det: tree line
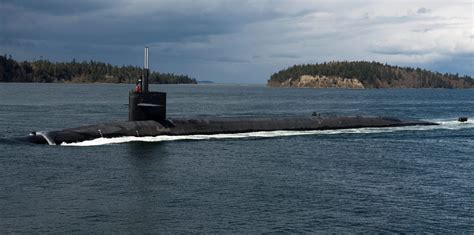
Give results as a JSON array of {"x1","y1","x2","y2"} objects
[
  {"x1": 0, "y1": 54, "x2": 197, "y2": 84},
  {"x1": 269, "y1": 61, "x2": 474, "y2": 88}
]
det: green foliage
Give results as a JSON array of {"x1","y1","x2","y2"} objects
[
  {"x1": 269, "y1": 61, "x2": 474, "y2": 88},
  {"x1": 0, "y1": 55, "x2": 197, "y2": 84}
]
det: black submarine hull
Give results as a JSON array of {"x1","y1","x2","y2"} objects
[{"x1": 19, "y1": 116, "x2": 437, "y2": 145}]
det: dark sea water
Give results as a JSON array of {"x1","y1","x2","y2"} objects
[{"x1": 0, "y1": 83, "x2": 473, "y2": 233}]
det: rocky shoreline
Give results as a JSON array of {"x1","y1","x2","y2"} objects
[{"x1": 268, "y1": 75, "x2": 364, "y2": 88}]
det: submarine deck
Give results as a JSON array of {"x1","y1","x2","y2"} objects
[{"x1": 19, "y1": 116, "x2": 437, "y2": 145}]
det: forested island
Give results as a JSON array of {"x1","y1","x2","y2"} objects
[
  {"x1": 0, "y1": 55, "x2": 197, "y2": 84},
  {"x1": 268, "y1": 61, "x2": 474, "y2": 89}
]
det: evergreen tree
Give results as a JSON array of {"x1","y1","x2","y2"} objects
[{"x1": 0, "y1": 55, "x2": 197, "y2": 84}]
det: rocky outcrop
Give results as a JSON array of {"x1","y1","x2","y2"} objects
[{"x1": 268, "y1": 75, "x2": 365, "y2": 88}]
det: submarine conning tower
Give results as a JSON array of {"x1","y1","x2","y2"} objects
[{"x1": 129, "y1": 47, "x2": 167, "y2": 121}]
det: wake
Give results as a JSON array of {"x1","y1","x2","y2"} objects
[{"x1": 62, "y1": 119, "x2": 473, "y2": 146}]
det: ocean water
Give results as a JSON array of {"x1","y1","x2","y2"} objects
[{"x1": 0, "y1": 83, "x2": 473, "y2": 233}]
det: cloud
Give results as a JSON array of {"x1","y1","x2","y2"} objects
[
  {"x1": 269, "y1": 53, "x2": 301, "y2": 59},
  {"x1": 1, "y1": 0, "x2": 308, "y2": 46},
  {"x1": 1, "y1": 0, "x2": 116, "y2": 15},
  {"x1": 370, "y1": 46, "x2": 431, "y2": 56},
  {"x1": 417, "y1": 7, "x2": 431, "y2": 14},
  {"x1": 1, "y1": 0, "x2": 472, "y2": 83},
  {"x1": 368, "y1": 13, "x2": 473, "y2": 65}
]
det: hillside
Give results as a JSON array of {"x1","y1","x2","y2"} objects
[
  {"x1": 268, "y1": 61, "x2": 474, "y2": 88},
  {"x1": 0, "y1": 55, "x2": 197, "y2": 84}
]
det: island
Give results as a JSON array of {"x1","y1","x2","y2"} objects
[
  {"x1": 0, "y1": 55, "x2": 197, "y2": 84},
  {"x1": 268, "y1": 61, "x2": 474, "y2": 88}
]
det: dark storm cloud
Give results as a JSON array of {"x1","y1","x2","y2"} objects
[
  {"x1": 0, "y1": 0, "x2": 289, "y2": 46},
  {"x1": 1, "y1": 0, "x2": 115, "y2": 15}
]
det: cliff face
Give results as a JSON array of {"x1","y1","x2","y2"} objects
[
  {"x1": 267, "y1": 61, "x2": 474, "y2": 89},
  {"x1": 268, "y1": 75, "x2": 364, "y2": 88}
]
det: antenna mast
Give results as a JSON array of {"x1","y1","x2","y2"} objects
[{"x1": 143, "y1": 47, "x2": 149, "y2": 93}]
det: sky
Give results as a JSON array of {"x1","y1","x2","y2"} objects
[{"x1": 1, "y1": 0, "x2": 472, "y2": 83}]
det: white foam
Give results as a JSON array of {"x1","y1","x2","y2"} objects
[{"x1": 61, "y1": 118, "x2": 474, "y2": 146}]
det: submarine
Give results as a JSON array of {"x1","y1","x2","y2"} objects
[{"x1": 19, "y1": 47, "x2": 438, "y2": 145}]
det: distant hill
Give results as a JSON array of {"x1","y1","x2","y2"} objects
[
  {"x1": 0, "y1": 55, "x2": 197, "y2": 84},
  {"x1": 268, "y1": 61, "x2": 474, "y2": 88}
]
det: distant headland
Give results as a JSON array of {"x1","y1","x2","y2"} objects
[
  {"x1": 268, "y1": 61, "x2": 474, "y2": 89},
  {"x1": 0, "y1": 55, "x2": 197, "y2": 84}
]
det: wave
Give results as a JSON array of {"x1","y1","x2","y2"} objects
[
  {"x1": 0, "y1": 137, "x2": 30, "y2": 145},
  {"x1": 61, "y1": 118, "x2": 474, "y2": 146}
]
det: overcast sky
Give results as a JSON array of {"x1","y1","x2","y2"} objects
[{"x1": 1, "y1": 0, "x2": 472, "y2": 83}]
